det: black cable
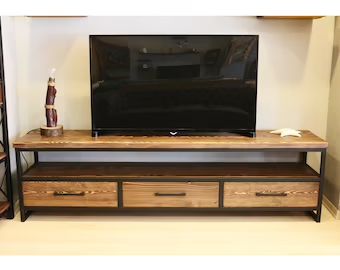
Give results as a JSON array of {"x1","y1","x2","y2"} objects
[{"x1": 28, "y1": 128, "x2": 40, "y2": 134}]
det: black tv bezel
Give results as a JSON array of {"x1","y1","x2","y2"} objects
[{"x1": 89, "y1": 34, "x2": 259, "y2": 137}]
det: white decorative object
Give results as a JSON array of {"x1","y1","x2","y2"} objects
[{"x1": 270, "y1": 128, "x2": 302, "y2": 137}]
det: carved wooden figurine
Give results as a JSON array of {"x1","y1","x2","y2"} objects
[
  {"x1": 40, "y1": 70, "x2": 63, "y2": 137},
  {"x1": 45, "y1": 77, "x2": 57, "y2": 127}
]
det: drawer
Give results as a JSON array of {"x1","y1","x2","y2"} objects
[
  {"x1": 223, "y1": 182, "x2": 319, "y2": 208},
  {"x1": 123, "y1": 182, "x2": 219, "y2": 208},
  {"x1": 23, "y1": 181, "x2": 118, "y2": 207}
]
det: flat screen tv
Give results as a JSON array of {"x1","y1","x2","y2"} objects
[{"x1": 90, "y1": 35, "x2": 258, "y2": 137}]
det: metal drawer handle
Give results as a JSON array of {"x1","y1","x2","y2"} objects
[
  {"x1": 53, "y1": 191, "x2": 86, "y2": 196},
  {"x1": 154, "y1": 192, "x2": 186, "y2": 197},
  {"x1": 255, "y1": 191, "x2": 287, "y2": 197}
]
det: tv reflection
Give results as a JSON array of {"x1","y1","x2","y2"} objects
[{"x1": 90, "y1": 36, "x2": 258, "y2": 136}]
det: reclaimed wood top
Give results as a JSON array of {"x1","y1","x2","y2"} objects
[{"x1": 13, "y1": 130, "x2": 328, "y2": 150}]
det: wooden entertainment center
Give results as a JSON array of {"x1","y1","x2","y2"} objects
[{"x1": 13, "y1": 129, "x2": 327, "y2": 222}]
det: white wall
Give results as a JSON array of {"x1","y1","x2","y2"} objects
[
  {"x1": 325, "y1": 17, "x2": 340, "y2": 212},
  {"x1": 5, "y1": 16, "x2": 335, "y2": 165}
]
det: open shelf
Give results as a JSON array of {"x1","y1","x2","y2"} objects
[
  {"x1": 23, "y1": 162, "x2": 320, "y2": 180},
  {"x1": 0, "y1": 201, "x2": 10, "y2": 215}
]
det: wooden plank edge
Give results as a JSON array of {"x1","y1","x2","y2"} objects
[
  {"x1": 12, "y1": 144, "x2": 328, "y2": 149},
  {"x1": 0, "y1": 152, "x2": 6, "y2": 162},
  {"x1": 22, "y1": 176, "x2": 321, "y2": 181},
  {"x1": 0, "y1": 201, "x2": 10, "y2": 215}
]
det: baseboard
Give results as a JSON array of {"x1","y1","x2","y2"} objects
[{"x1": 323, "y1": 195, "x2": 340, "y2": 219}]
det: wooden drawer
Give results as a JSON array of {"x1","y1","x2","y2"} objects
[
  {"x1": 23, "y1": 181, "x2": 118, "y2": 207},
  {"x1": 223, "y1": 182, "x2": 319, "y2": 207},
  {"x1": 123, "y1": 182, "x2": 219, "y2": 208}
]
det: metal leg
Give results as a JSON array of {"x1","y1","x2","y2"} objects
[
  {"x1": 34, "y1": 152, "x2": 39, "y2": 164},
  {"x1": 219, "y1": 181, "x2": 224, "y2": 208},
  {"x1": 310, "y1": 210, "x2": 320, "y2": 222},
  {"x1": 312, "y1": 149, "x2": 326, "y2": 223},
  {"x1": 300, "y1": 152, "x2": 307, "y2": 164},
  {"x1": 4, "y1": 153, "x2": 14, "y2": 219},
  {"x1": 15, "y1": 150, "x2": 29, "y2": 222},
  {"x1": 117, "y1": 181, "x2": 123, "y2": 208}
]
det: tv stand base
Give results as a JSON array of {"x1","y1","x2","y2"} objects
[
  {"x1": 13, "y1": 130, "x2": 327, "y2": 222},
  {"x1": 19, "y1": 207, "x2": 322, "y2": 222}
]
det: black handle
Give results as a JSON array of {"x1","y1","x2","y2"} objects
[
  {"x1": 255, "y1": 192, "x2": 287, "y2": 197},
  {"x1": 53, "y1": 191, "x2": 86, "y2": 196},
  {"x1": 154, "y1": 192, "x2": 186, "y2": 197}
]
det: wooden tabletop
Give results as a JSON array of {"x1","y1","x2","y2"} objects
[{"x1": 13, "y1": 130, "x2": 328, "y2": 150}]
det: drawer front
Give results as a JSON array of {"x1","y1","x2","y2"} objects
[
  {"x1": 223, "y1": 182, "x2": 319, "y2": 208},
  {"x1": 23, "y1": 181, "x2": 117, "y2": 207},
  {"x1": 123, "y1": 182, "x2": 219, "y2": 208}
]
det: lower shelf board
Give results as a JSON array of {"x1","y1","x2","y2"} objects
[
  {"x1": 0, "y1": 201, "x2": 10, "y2": 215},
  {"x1": 23, "y1": 162, "x2": 320, "y2": 180}
]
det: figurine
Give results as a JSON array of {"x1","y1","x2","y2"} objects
[
  {"x1": 40, "y1": 68, "x2": 63, "y2": 137},
  {"x1": 45, "y1": 68, "x2": 57, "y2": 127}
]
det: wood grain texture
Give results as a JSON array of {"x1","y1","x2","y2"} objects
[
  {"x1": 40, "y1": 125, "x2": 63, "y2": 137},
  {"x1": 23, "y1": 162, "x2": 319, "y2": 180},
  {"x1": 223, "y1": 182, "x2": 319, "y2": 207},
  {"x1": 0, "y1": 152, "x2": 6, "y2": 162},
  {"x1": 23, "y1": 182, "x2": 118, "y2": 207},
  {"x1": 13, "y1": 129, "x2": 327, "y2": 150},
  {"x1": 0, "y1": 201, "x2": 10, "y2": 215},
  {"x1": 123, "y1": 182, "x2": 219, "y2": 207}
]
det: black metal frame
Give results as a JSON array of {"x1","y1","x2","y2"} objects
[
  {"x1": 14, "y1": 147, "x2": 326, "y2": 222},
  {"x1": 0, "y1": 17, "x2": 14, "y2": 219}
]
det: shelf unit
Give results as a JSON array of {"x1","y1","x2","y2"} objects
[
  {"x1": 13, "y1": 129, "x2": 327, "y2": 222},
  {"x1": 0, "y1": 18, "x2": 14, "y2": 219}
]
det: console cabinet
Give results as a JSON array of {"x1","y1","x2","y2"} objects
[{"x1": 13, "y1": 130, "x2": 327, "y2": 222}]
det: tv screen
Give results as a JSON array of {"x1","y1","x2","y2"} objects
[{"x1": 90, "y1": 35, "x2": 258, "y2": 136}]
